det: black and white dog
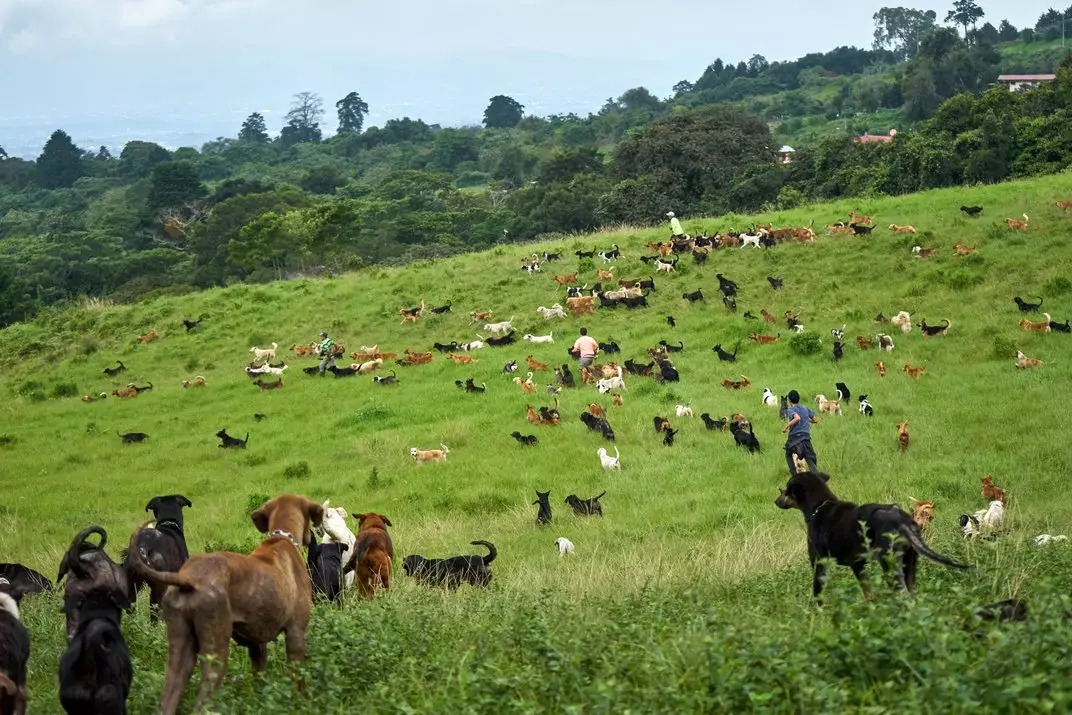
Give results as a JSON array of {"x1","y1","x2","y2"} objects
[
  {"x1": 0, "y1": 587, "x2": 29, "y2": 715},
  {"x1": 858, "y1": 395, "x2": 874, "y2": 417}
]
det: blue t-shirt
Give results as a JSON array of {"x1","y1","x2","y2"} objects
[{"x1": 785, "y1": 404, "x2": 815, "y2": 445}]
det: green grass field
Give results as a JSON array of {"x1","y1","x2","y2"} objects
[{"x1": 2, "y1": 173, "x2": 1072, "y2": 712}]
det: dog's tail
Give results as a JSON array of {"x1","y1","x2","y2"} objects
[
  {"x1": 57, "y1": 525, "x2": 109, "y2": 583},
  {"x1": 898, "y1": 523, "x2": 968, "y2": 569},
  {"x1": 1023, "y1": 214, "x2": 1029, "y2": 222},
  {"x1": 147, "y1": 382, "x2": 153, "y2": 390},
  {"x1": 835, "y1": 389, "x2": 842, "y2": 403},
  {"x1": 732, "y1": 342, "x2": 739, "y2": 358},
  {"x1": 127, "y1": 521, "x2": 196, "y2": 590},
  {"x1": 594, "y1": 490, "x2": 607, "y2": 501},
  {"x1": 942, "y1": 319, "x2": 951, "y2": 329},
  {"x1": 472, "y1": 540, "x2": 497, "y2": 564},
  {"x1": 613, "y1": 446, "x2": 620, "y2": 460},
  {"x1": 1044, "y1": 312, "x2": 1052, "y2": 323},
  {"x1": 244, "y1": 433, "x2": 250, "y2": 444},
  {"x1": 441, "y1": 444, "x2": 450, "y2": 453},
  {"x1": 271, "y1": 342, "x2": 278, "y2": 350}
]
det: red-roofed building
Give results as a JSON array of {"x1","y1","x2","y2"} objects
[
  {"x1": 997, "y1": 74, "x2": 1056, "y2": 91},
  {"x1": 855, "y1": 129, "x2": 897, "y2": 144}
]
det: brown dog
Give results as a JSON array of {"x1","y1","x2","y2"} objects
[
  {"x1": 470, "y1": 310, "x2": 492, "y2": 324},
  {"x1": 897, "y1": 421, "x2": 910, "y2": 452},
  {"x1": 138, "y1": 329, "x2": 160, "y2": 344},
  {"x1": 1056, "y1": 199, "x2": 1072, "y2": 210},
  {"x1": 552, "y1": 273, "x2": 579, "y2": 286},
  {"x1": 1019, "y1": 313, "x2": 1051, "y2": 333},
  {"x1": 612, "y1": 393, "x2": 624, "y2": 407},
  {"x1": 888, "y1": 224, "x2": 916, "y2": 234},
  {"x1": 1016, "y1": 350, "x2": 1043, "y2": 369},
  {"x1": 850, "y1": 211, "x2": 872, "y2": 225},
  {"x1": 760, "y1": 308, "x2": 777, "y2": 324},
  {"x1": 597, "y1": 268, "x2": 614, "y2": 281},
  {"x1": 399, "y1": 300, "x2": 426, "y2": 324},
  {"x1": 1005, "y1": 214, "x2": 1029, "y2": 231},
  {"x1": 347, "y1": 513, "x2": 394, "y2": 599},
  {"x1": 448, "y1": 353, "x2": 476, "y2": 365},
  {"x1": 112, "y1": 386, "x2": 138, "y2": 399},
  {"x1": 587, "y1": 403, "x2": 606, "y2": 418},
  {"x1": 253, "y1": 377, "x2": 284, "y2": 391},
  {"x1": 910, "y1": 498, "x2": 935, "y2": 529},
  {"x1": 876, "y1": 361, "x2": 887, "y2": 377},
  {"x1": 526, "y1": 355, "x2": 550, "y2": 372},
  {"x1": 565, "y1": 296, "x2": 595, "y2": 315},
  {"x1": 128, "y1": 495, "x2": 323, "y2": 715},
  {"x1": 856, "y1": 335, "x2": 873, "y2": 350},
  {"x1": 952, "y1": 241, "x2": 977, "y2": 255},
  {"x1": 721, "y1": 375, "x2": 752, "y2": 390},
  {"x1": 981, "y1": 476, "x2": 1007, "y2": 504},
  {"x1": 749, "y1": 332, "x2": 779, "y2": 345},
  {"x1": 903, "y1": 363, "x2": 925, "y2": 378}
]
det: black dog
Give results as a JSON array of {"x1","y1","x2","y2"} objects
[
  {"x1": 767, "y1": 276, "x2": 784, "y2": 290},
  {"x1": 129, "y1": 382, "x2": 152, "y2": 394},
  {"x1": 102, "y1": 361, "x2": 126, "y2": 378},
  {"x1": 1050, "y1": 318, "x2": 1071, "y2": 333},
  {"x1": 716, "y1": 273, "x2": 738, "y2": 296},
  {"x1": 666, "y1": 315, "x2": 676, "y2": 328},
  {"x1": 659, "y1": 340, "x2": 684, "y2": 353},
  {"x1": 372, "y1": 371, "x2": 398, "y2": 385},
  {"x1": 960, "y1": 205, "x2": 984, "y2": 217},
  {"x1": 328, "y1": 364, "x2": 358, "y2": 378},
  {"x1": 59, "y1": 587, "x2": 133, "y2": 715},
  {"x1": 835, "y1": 382, "x2": 851, "y2": 403},
  {"x1": 0, "y1": 563, "x2": 53, "y2": 599},
  {"x1": 774, "y1": 471, "x2": 967, "y2": 598},
  {"x1": 779, "y1": 395, "x2": 789, "y2": 421},
  {"x1": 700, "y1": 413, "x2": 727, "y2": 431},
  {"x1": 580, "y1": 412, "x2": 615, "y2": 441},
  {"x1": 430, "y1": 301, "x2": 453, "y2": 314},
  {"x1": 0, "y1": 588, "x2": 29, "y2": 715},
  {"x1": 503, "y1": 360, "x2": 518, "y2": 374},
  {"x1": 1013, "y1": 296, "x2": 1043, "y2": 312},
  {"x1": 543, "y1": 251, "x2": 561, "y2": 262},
  {"x1": 253, "y1": 413, "x2": 268, "y2": 422},
  {"x1": 662, "y1": 428, "x2": 679, "y2": 447},
  {"x1": 638, "y1": 277, "x2": 656, "y2": 292},
  {"x1": 976, "y1": 599, "x2": 1028, "y2": 623},
  {"x1": 832, "y1": 341, "x2": 844, "y2": 361},
  {"x1": 656, "y1": 359, "x2": 679, "y2": 382},
  {"x1": 730, "y1": 420, "x2": 760, "y2": 453},
  {"x1": 533, "y1": 491, "x2": 552, "y2": 526},
  {"x1": 122, "y1": 495, "x2": 192, "y2": 617},
  {"x1": 455, "y1": 378, "x2": 487, "y2": 393},
  {"x1": 116, "y1": 432, "x2": 149, "y2": 445},
  {"x1": 858, "y1": 395, "x2": 874, "y2": 417},
  {"x1": 692, "y1": 250, "x2": 708, "y2": 264},
  {"x1": 712, "y1": 343, "x2": 738, "y2": 362},
  {"x1": 215, "y1": 429, "x2": 248, "y2": 449},
  {"x1": 402, "y1": 541, "x2": 496, "y2": 589},
  {"x1": 744, "y1": 311, "x2": 757, "y2": 320},
  {"x1": 302, "y1": 365, "x2": 320, "y2": 375},
  {"x1": 565, "y1": 492, "x2": 606, "y2": 517},
  {"x1": 622, "y1": 295, "x2": 648, "y2": 309},
  {"x1": 433, "y1": 341, "x2": 459, "y2": 353},
  {"x1": 486, "y1": 331, "x2": 516, "y2": 347},
  {"x1": 850, "y1": 223, "x2": 874, "y2": 235},
  {"x1": 598, "y1": 293, "x2": 621, "y2": 309},
  {"x1": 575, "y1": 249, "x2": 595, "y2": 259},
  {"x1": 511, "y1": 432, "x2": 539, "y2": 446},
  {"x1": 182, "y1": 316, "x2": 204, "y2": 331},
  {"x1": 722, "y1": 295, "x2": 737, "y2": 312},
  {"x1": 558, "y1": 364, "x2": 576, "y2": 388},
  {"x1": 683, "y1": 290, "x2": 704, "y2": 303},
  {"x1": 598, "y1": 341, "x2": 620, "y2": 354},
  {"x1": 307, "y1": 532, "x2": 348, "y2": 602},
  {"x1": 58, "y1": 526, "x2": 133, "y2": 642}
]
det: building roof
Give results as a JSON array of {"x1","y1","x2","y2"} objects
[
  {"x1": 778, "y1": 145, "x2": 795, "y2": 153},
  {"x1": 855, "y1": 134, "x2": 894, "y2": 144},
  {"x1": 997, "y1": 74, "x2": 1056, "y2": 82}
]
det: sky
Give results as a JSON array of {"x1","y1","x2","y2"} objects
[{"x1": 0, "y1": 0, "x2": 1062, "y2": 157}]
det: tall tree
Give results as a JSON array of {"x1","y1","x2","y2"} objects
[
  {"x1": 482, "y1": 95, "x2": 525, "y2": 128},
  {"x1": 746, "y1": 54, "x2": 770, "y2": 76},
  {"x1": 335, "y1": 92, "x2": 369, "y2": 134},
  {"x1": 148, "y1": 161, "x2": 206, "y2": 213},
  {"x1": 997, "y1": 19, "x2": 1018, "y2": 41},
  {"x1": 0, "y1": 146, "x2": 8, "y2": 160},
  {"x1": 239, "y1": 112, "x2": 270, "y2": 143},
  {"x1": 96, "y1": 145, "x2": 112, "y2": 160},
  {"x1": 118, "y1": 140, "x2": 171, "y2": 180},
  {"x1": 873, "y1": 7, "x2": 939, "y2": 59},
  {"x1": 618, "y1": 87, "x2": 663, "y2": 111},
  {"x1": 280, "y1": 92, "x2": 324, "y2": 148},
  {"x1": 36, "y1": 130, "x2": 85, "y2": 189},
  {"x1": 946, "y1": 0, "x2": 984, "y2": 38}
]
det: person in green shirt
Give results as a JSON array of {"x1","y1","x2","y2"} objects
[{"x1": 318, "y1": 331, "x2": 336, "y2": 376}]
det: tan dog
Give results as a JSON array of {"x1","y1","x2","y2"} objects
[
  {"x1": 181, "y1": 376, "x2": 206, "y2": 388},
  {"x1": 347, "y1": 513, "x2": 394, "y2": 599},
  {"x1": 580, "y1": 366, "x2": 596, "y2": 385},
  {"x1": 815, "y1": 393, "x2": 842, "y2": 415},
  {"x1": 910, "y1": 498, "x2": 934, "y2": 528},
  {"x1": 587, "y1": 403, "x2": 606, "y2": 418},
  {"x1": 952, "y1": 241, "x2": 977, "y2": 255},
  {"x1": 876, "y1": 361, "x2": 887, "y2": 377},
  {"x1": 792, "y1": 454, "x2": 809, "y2": 474},
  {"x1": 112, "y1": 386, "x2": 138, "y2": 399},
  {"x1": 565, "y1": 296, "x2": 595, "y2": 315},
  {"x1": 552, "y1": 273, "x2": 579, "y2": 286},
  {"x1": 448, "y1": 353, "x2": 476, "y2": 365},
  {"x1": 612, "y1": 393, "x2": 624, "y2": 407},
  {"x1": 290, "y1": 343, "x2": 315, "y2": 356},
  {"x1": 410, "y1": 445, "x2": 449, "y2": 463},
  {"x1": 760, "y1": 308, "x2": 777, "y2": 324},
  {"x1": 138, "y1": 329, "x2": 160, "y2": 344},
  {"x1": 912, "y1": 245, "x2": 937, "y2": 258},
  {"x1": 597, "y1": 268, "x2": 614, "y2": 281},
  {"x1": 888, "y1": 224, "x2": 916, "y2": 233},
  {"x1": 1015, "y1": 350, "x2": 1043, "y2": 369},
  {"x1": 1056, "y1": 199, "x2": 1072, "y2": 210},
  {"x1": 1019, "y1": 313, "x2": 1051, "y2": 333},
  {"x1": 470, "y1": 310, "x2": 492, "y2": 324},
  {"x1": 897, "y1": 421, "x2": 910, "y2": 452},
  {"x1": 849, "y1": 211, "x2": 872, "y2": 225},
  {"x1": 721, "y1": 375, "x2": 752, "y2": 390},
  {"x1": 526, "y1": 355, "x2": 550, "y2": 372},
  {"x1": 596, "y1": 363, "x2": 620, "y2": 380},
  {"x1": 128, "y1": 495, "x2": 323, "y2": 715},
  {"x1": 249, "y1": 342, "x2": 277, "y2": 363},
  {"x1": 513, "y1": 374, "x2": 537, "y2": 394},
  {"x1": 399, "y1": 300, "x2": 426, "y2": 324},
  {"x1": 903, "y1": 363, "x2": 926, "y2": 378},
  {"x1": 856, "y1": 335, "x2": 873, "y2": 350},
  {"x1": 749, "y1": 332, "x2": 780, "y2": 345},
  {"x1": 1005, "y1": 214, "x2": 1029, "y2": 231},
  {"x1": 355, "y1": 358, "x2": 383, "y2": 374}
]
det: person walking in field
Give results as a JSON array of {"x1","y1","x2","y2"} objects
[
  {"x1": 667, "y1": 211, "x2": 685, "y2": 238},
  {"x1": 781, "y1": 390, "x2": 819, "y2": 475},
  {"x1": 317, "y1": 331, "x2": 336, "y2": 376},
  {"x1": 571, "y1": 327, "x2": 599, "y2": 368}
]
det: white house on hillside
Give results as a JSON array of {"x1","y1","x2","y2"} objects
[{"x1": 997, "y1": 74, "x2": 1056, "y2": 92}]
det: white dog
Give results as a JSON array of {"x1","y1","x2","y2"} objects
[
  {"x1": 654, "y1": 259, "x2": 677, "y2": 273},
  {"x1": 1035, "y1": 534, "x2": 1068, "y2": 546},
  {"x1": 555, "y1": 537, "x2": 575, "y2": 556},
  {"x1": 483, "y1": 318, "x2": 514, "y2": 335},
  {"x1": 961, "y1": 500, "x2": 1004, "y2": 538},
  {"x1": 740, "y1": 233, "x2": 763, "y2": 248},
  {"x1": 255, "y1": 363, "x2": 288, "y2": 376},
  {"x1": 762, "y1": 388, "x2": 778, "y2": 406},
  {"x1": 596, "y1": 368, "x2": 625, "y2": 394},
  {"x1": 891, "y1": 311, "x2": 912, "y2": 334},
  {"x1": 319, "y1": 500, "x2": 357, "y2": 587},
  {"x1": 791, "y1": 324, "x2": 806, "y2": 333},
  {"x1": 523, "y1": 332, "x2": 554, "y2": 344},
  {"x1": 536, "y1": 304, "x2": 567, "y2": 320},
  {"x1": 876, "y1": 333, "x2": 895, "y2": 352},
  {"x1": 460, "y1": 339, "x2": 485, "y2": 351},
  {"x1": 249, "y1": 342, "x2": 278, "y2": 363},
  {"x1": 675, "y1": 402, "x2": 693, "y2": 418},
  {"x1": 597, "y1": 446, "x2": 621, "y2": 470}
]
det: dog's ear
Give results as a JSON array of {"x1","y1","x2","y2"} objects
[
  {"x1": 380, "y1": 515, "x2": 393, "y2": 527},
  {"x1": 352, "y1": 513, "x2": 366, "y2": 525},
  {"x1": 144, "y1": 497, "x2": 160, "y2": 513},
  {"x1": 817, "y1": 473, "x2": 830, "y2": 483},
  {"x1": 177, "y1": 495, "x2": 192, "y2": 509},
  {"x1": 250, "y1": 501, "x2": 273, "y2": 533},
  {"x1": 305, "y1": 499, "x2": 325, "y2": 527}
]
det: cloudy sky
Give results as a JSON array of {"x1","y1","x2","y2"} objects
[{"x1": 0, "y1": 0, "x2": 1060, "y2": 155}]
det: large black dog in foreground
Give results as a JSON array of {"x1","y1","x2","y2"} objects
[{"x1": 775, "y1": 472, "x2": 967, "y2": 598}]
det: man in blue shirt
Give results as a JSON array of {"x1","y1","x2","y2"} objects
[{"x1": 781, "y1": 390, "x2": 819, "y2": 475}]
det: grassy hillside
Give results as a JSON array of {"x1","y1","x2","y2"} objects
[{"x1": 2, "y1": 173, "x2": 1072, "y2": 712}]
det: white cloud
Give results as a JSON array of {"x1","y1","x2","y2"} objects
[
  {"x1": 6, "y1": 26, "x2": 36, "y2": 52},
  {"x1": 118, "y1": 0, "x2": 189, "y2": 28}
]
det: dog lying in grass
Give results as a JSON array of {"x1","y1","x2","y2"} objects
[
  {"x1": 402, "y1": 541, "x2": 496, "y2": 589},
  {"x1": 775, "y1": 471, "x2": 967, "y2": 598}
]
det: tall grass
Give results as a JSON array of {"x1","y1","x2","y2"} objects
[{"x1": 1, "y1": 174, "x2": 1071, "y2": 711}]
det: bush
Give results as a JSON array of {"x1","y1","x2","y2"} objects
[
  {"x1": 11, "y1": 380, "x2": 46, "y2": 402},
  {"x1": 283, "y1": 461, "x2": 311, "y2": 480},
  {"x1": 50, "y1": 381, "x2": 79, "y2": 399},
  {"x1": 1044, "y1": 276, "x2": 1072, "y2": 295},
  {"x1": 992, "y1": 336, "x2": 1016, "y2": 360},
  {"x1": 789, "y1": 331, "x2": 823, "y2": 356}
]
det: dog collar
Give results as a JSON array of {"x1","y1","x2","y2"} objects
[
  {"x1": 155, "y1": 519, "x2": 183, "y2": 534},
  {"x1": 809, "y1": 499, "x2": 833, "y2": 521},
  {"x1": 270, "y1": 530, "x2": 301, "y2": 547}
]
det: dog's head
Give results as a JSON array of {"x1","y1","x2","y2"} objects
[
  {"x1": 409, "y1": 447, "x2": 420, "y2": 461},
  {"x1": 776, "y1": 472, "x2": 832, "y2": 511},
  {"x1": 319, "y1": 501, "x2": 352, "y2": 540},
  {"x1": 251, "y1": 495, "x2": 324, "y2": 546},
  {"x1": 402, "y1": 555, "x2": 427, "y2": 576},
  {"x1": 353, "y1": 513, "x2": 393, "y2": 532},
  {"x1": 144, "y1": 495, "x2": 192, "y2": 521}
]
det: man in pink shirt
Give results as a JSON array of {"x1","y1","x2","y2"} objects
[{"x1": 572, "y1": 327, "x2": 599, "y2": 367}]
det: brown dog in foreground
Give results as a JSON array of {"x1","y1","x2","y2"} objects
[
  {"x1": 128, "y1": 494, "x2": 323, "y2": 715},
  {"x1": 346, "y1": 513, "x2": 394, "y2": 598},
  {"x1": 897, "y1": 420, "x2": 910, "y2": 452}
]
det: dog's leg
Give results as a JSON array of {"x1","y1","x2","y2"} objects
[
  {"x1": 851, "y1": 561, "x2": 872, "y2": 600},
  {"x1": 192, "y1": 606, "x2": 233, "y2": 710},
  {"x1": 160, "y1": 618, "x2": 198, "y2": 715},
  {"x1": 902, "y1": 549, "x2": 919, "y2": 593},
  {"x1": 811, "y1": 560, "x2": 826, "y2": 599},
  {"x1": 246, "y1": 642, "x2": 269, "y2": 671}
]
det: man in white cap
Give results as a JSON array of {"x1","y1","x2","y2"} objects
[{"x1": 667, "y1": 211, "x2": 684, "y2": 238}]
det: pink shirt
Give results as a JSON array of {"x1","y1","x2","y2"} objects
[{"x1": 573, "y1": 336, "x2": 599, "y2": 359}]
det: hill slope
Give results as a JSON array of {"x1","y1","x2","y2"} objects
[{"x1": 2, "y1": 173, "x2": 1072, "y2": 711}]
